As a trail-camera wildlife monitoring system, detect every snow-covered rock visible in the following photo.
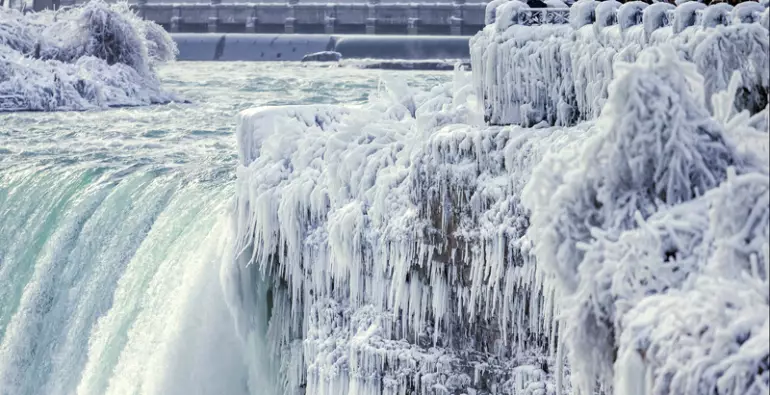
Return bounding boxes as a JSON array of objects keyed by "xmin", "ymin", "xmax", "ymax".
[
  {"xmin": 231, "ymin": 6, "xmax": 770, "ymax": 395},
  {"xmin": 0, "ymin": 0, "xmax": 178, "ymax": 112},
  {"xmin": 232, "ymin": 66, "xmax": 578, "ymax": 395},
  {"xmin": 301, "ymin": 51, "xmax": 342, "ymax": 62},
  {"xmin": 233, "ymin": 38, "xmax": 770, "ymax": 394}
]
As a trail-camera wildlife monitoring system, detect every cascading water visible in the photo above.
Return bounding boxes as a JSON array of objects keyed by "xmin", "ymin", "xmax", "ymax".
[
  {"xmin": 0, "ymin": 62, "xmax": 450, "ymax": 395},
  {"xmin": 0, "ymin": 166, "xmax": 255, "ymax": 395}
]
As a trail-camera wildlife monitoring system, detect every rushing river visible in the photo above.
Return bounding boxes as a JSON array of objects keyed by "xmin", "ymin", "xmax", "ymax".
[{"xmin": 0, "ymin": 62, "xmax": 450, "ymax": 395}]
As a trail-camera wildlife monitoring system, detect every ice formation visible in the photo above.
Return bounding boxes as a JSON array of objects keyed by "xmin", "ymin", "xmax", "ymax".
[
  {"xmin": 0, "ymin": 0, "xmax": 178, "ymax": 112},
  {"xmin": 233, "ymin": 67, "xmax": 572, "ymax": 395},
  {"xmin": 231, "ymin": 3, "xmax": 769, "ymax": 395},
  {"xmin": 471, "ymin": 0, "xmax": 770, "ymax": 126},
  {"xmin": 523, "ymin": 45, "xmax": 769, "ymax": 395}
]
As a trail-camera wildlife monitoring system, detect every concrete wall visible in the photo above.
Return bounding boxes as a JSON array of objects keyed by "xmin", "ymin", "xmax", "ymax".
[
  {"xmin": 33, "ymin": 0, "xmax": 59, "ymax": 10},
  {"xmin": 172, "ymin": 33, "xmax": 471, "ymax": 60},
  {"xmin": 65, "ymin": 0, "xmax": 486, "ymax": 35}
]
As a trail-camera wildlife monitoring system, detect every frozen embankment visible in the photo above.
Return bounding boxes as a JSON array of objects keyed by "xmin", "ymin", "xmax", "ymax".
[
  {"xmin": 231, "ymin": 33, "xmax": 769, "ymax": 395},
  {"xmin": 0, "ymin": 0, "xmax": 178, "ymax": 112},
  {"xmin": 231, "ymin": 3, "xmax": 770, "ymax": 395},
  {"xmin": 471, "ymin": 0, "xmax": 770, "ymax": 126}
]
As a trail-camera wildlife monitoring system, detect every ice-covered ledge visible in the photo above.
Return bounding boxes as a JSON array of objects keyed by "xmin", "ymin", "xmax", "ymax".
[
  {"xmin": 231, "ymin": 75, "xmax": 570, "ymax": 394},
  {"xmin": 236, "ymin": 105, "xmax": 353, "ymax": 166},
  {"xmin": 230, "ymin": 44, "xmax": 770, "ymax": 395}
]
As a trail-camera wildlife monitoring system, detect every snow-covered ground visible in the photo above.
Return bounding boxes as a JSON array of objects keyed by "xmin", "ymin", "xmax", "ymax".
[
  {"xmin": 0, "ymin": 0, "xmax": 178, "ymax": 111},
  {"xmin": 233, "ymin": 2, "xmax": 769, "ymax": 394}
]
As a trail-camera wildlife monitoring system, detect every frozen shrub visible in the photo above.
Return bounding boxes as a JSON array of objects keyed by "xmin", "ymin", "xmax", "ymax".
[
  {"xmin": 472, "ymin": 4, "xmax": 770, "ymax": 126},
  {"xmin": 523, "ymin": 45, "xmax": 767, "ymax": 393},
  {"xmin": 617, "ymin": 270, "xmax": 769, "ymax": 395},
  {"xmin": 0, "ymin": 0, "xmax": 177, "ymax": 111}
]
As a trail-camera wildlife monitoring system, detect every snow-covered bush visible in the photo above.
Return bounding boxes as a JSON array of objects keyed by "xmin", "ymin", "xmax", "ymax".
[
  {"xmin": 472, "ymin": 0, "xmax": 770, "ymax": 126},
  {"xmin": 0, "ymin": 0, "xmax": 177, "ymax": 111},
  {"xmin": 614, "ymin": 170, "xmax": 769, "ymax": 395},
  {"xmin": 523, "ymin": 45, "xmax": 769, "ymax": 394}
]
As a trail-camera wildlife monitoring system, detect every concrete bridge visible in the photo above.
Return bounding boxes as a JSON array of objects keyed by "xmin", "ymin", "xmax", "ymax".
[{"xmin": 40, "ymin": 0, "xmax": 487, "ymax": 35}]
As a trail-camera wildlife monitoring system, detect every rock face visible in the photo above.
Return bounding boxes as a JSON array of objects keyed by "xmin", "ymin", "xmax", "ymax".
[
  {"xmin": 301, "ymin": 51, "xmax": 343, "ymax": 62},
  {"xmin": 232, "ymin": 81, "xmax": 563, "ymax": 395},
  {"xmin": 350, "ymin": 60, "xmax": 471, "ymax": 71},
  {"xmin": 230, "ymin": 3, "xmax": 770, "ymax": 395}
]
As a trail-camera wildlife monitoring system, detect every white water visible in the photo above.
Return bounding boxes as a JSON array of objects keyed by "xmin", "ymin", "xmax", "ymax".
[
  {"xmin": 0, "ymin": 62, "xmax": 450, "ymax": 395},
  {"xmin": 0, "ymin": 168, "xmax": 247, "ymax": 395}
]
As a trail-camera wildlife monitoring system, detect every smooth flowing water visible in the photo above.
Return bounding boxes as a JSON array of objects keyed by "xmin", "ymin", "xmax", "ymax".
[{"xmin": 0, "ymin": 62, "xmax": 449, "ymax": 395}]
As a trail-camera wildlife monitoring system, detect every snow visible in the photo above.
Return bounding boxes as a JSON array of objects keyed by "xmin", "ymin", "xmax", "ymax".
[
  {"xmin": 617, "ymin": 1, "xmax": 648, "ymax": 30},
  {"xmin": 732, "ymin": 2, "xmax": 766, "ymax": 24},
  {"xmin": 233, "ymin": 66, "xmax": 572, "ymax": 394},
  {"xmin": 594, "ymin": 1, "xmax": 621, "ymax": 30},
  {"xmin": 642, "ymin": 3, "xmax": 675, "ymax": 36},
  {"xmin": 523, "ymin": 45, "xmax": 769, "ymax": 395},
  {"xmin": 485, "ymin": 0, "xmax": 514, "ymax": 25},
  {"xmin": 302, "ymin": 51, "xmax": 343, "ymax": 62},
  {"xmin": 230, "ymin": 3, "xmax": 769, "ymax": 395},
  {"xmin": 0, "ymin": 0, "xmax": 178, "ymax": 112},
  {"xmin": 495, "ymin": 1, "xmax": 531, "ymax": 32},
  {"xmin": 569, "ymin": 0, "xmax": 597, "ymax": 29},
  {"xmin": 472, "ymin": 0, "xmax": 770, "ymax": 126},
  {"xmin": 672, "ymin": 2, "xmax": 705, "ymax": 33},
  {"xmin": 701, "ymin": 3, "xmax": 734, "ymax": 28},
  {"xmin": 763, "ymin": 8, "xmax": 770, "ymax": 30}
]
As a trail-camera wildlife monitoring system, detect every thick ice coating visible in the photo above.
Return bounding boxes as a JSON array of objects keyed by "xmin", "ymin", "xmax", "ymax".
[
  {"xmin": 0, "ymin": 0, "xmax": 178, "ymax": 112},
  {"xmin": 471, "ymin": 0, "xmax": 769, "ymax": 126},
  {"xmin": 230, "ymin": 2, "xmax": 770, "ymax": 394},
  {"xmin": 232, "ymin": 40, "xmax": 769, "ymax": 395}
]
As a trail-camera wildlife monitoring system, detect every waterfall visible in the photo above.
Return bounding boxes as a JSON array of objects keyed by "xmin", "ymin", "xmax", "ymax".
[{"xmin": 0, "ymin": 165, "xmax": 272, "ymax": 395}]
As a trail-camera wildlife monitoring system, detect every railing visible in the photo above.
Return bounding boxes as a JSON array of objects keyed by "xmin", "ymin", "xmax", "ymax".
[
  {"xmin": 512, "ymin": 8, "xmax": 569, "ymax": 25},
  {"xmin": 498, "ymin": 0, "xmax": 768, "ymax": 31},
  {"xmin": 474, "ymin": 0, "xmax": 770, "ymax": 127},
  {"xmin": 60, "ymin": 0, "xmax": 487, "ymax": 34}
]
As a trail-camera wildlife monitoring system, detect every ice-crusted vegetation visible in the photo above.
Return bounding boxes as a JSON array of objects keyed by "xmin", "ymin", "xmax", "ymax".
[
  {"xmin": 471, "ymin": 0, "xmax": 770, "ymax": 126},
  {"xmin": 523, "ymin": 45, "xmax": 769, "ymax": 395},
  {"xmin": 0, "ymin": 0, "xmax": 178, "ymax": 111},
  {"xmin": 230, "ymin": 3, "xmax": 769, "ymax": 395},
  {"xmin": 232, "ymin": 49, "xmax": 769, "ymax": 395},
  {"xmin": 231, "ymin": 68, "xmax": 568, "ymax": 395}
]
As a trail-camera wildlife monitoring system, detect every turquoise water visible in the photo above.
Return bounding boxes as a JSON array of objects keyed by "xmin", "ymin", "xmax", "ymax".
[{"xmin": 0, "ymin": 62, "xmax": 449, "ymax": 395}]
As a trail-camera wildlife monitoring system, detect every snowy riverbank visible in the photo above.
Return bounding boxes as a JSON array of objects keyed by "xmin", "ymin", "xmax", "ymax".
[{"xmin": 0, "ymin": 0, "xmax": 178, "ymax": 112}]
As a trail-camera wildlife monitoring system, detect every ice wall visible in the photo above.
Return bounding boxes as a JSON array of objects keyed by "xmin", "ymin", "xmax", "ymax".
[
  {"xmin": 233, "ymin": 5, "xmax": 769, "ymax": 395},
  {"xmin": 0, "ymin": 0, "xmax": 178, "ymax": 111},
  {"xmin": 471, "ymin": 0, "xmax": 770, "ymax": 126},
  {"xmin": 233, "ymin": 70, "xmax": 579, "ymax": 395}
]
